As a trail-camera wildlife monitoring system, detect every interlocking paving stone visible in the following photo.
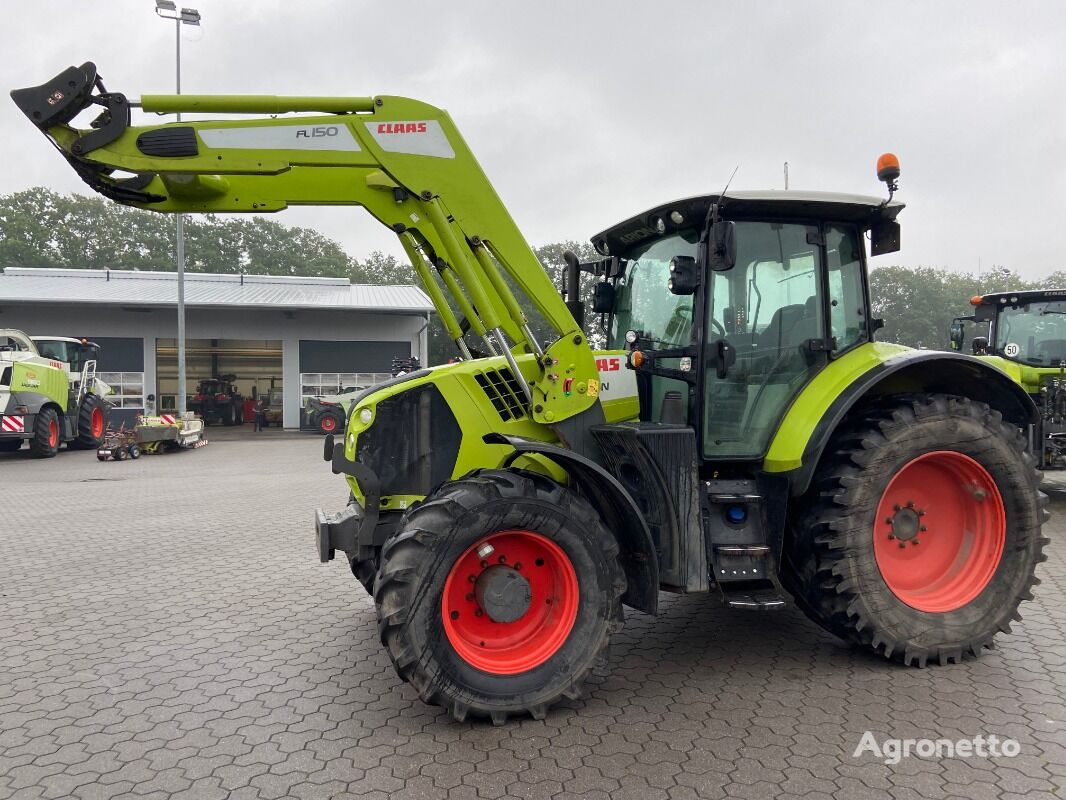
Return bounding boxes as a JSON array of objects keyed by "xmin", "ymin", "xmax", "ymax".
[{"xmin": 2, "ymin": 434, "xmax": 1064, "ymax": 799}]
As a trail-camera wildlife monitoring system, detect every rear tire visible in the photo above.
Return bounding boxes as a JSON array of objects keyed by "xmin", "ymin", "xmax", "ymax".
[
  {"xmin": 71, "ymin": 395, "xmax": 107, "ymax": 449},
  {"xmin": 28, "ymin": 408, "xmax": 60, "ymax": 459},
  {"xmin": 374, "ymin": 469, "xmax": 626, "ymax": 724},
  {"xmin": 128, "ymin": 445, "xmax": 141, "ymax": 459},
  {"xmin": 317, "ymin": 410, "xmax": 343, "ymax": 435},
  {"xmin": 784, "ymin": 394, "xmax": 1048, "ymax": 666}
]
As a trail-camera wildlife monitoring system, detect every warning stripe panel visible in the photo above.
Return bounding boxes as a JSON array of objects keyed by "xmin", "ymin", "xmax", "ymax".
[{"xmin": 1, "ymin": 415, "xmax": 26, "ymax": 433}]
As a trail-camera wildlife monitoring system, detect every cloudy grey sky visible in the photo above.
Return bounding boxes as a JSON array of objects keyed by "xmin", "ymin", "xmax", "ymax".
[{"xmin": 3, "ymin": 1, "xmax": 1065, "ymax": 277}]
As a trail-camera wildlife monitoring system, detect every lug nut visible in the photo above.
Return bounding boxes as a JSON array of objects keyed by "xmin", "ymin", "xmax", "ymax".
[
  {"xmin": 899, "ymin": 542, "xmax": 907, "ymax": 549},
  {"xmin": 498, "ymin": 555, "xmax": 506, "ymax": 564},
  {"xmin": 911, "ymin": 540, "xmax": 920, "ymax": 546},
  {"xmin": 475, "ymin": 609, "xmax": 483, "ymax": 617},
  {"xmin": 888, "ymin": 533, "xmax": 896, "ymax": 540},
  {"xmin": 919, "ymin": 525, "xmax": 927, "ymax": 532},
  {"xmin": 894, "ymin": 504, "xmax": 901, "ymax": 511}
]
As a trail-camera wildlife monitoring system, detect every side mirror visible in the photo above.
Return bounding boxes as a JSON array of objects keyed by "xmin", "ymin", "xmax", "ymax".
[
  {"xmin": 949, "ymin": 320, "xmax": 965, "ymax": 351},
  {"xmin": 709, "ymin": 220, "xmax": 736, "ymax": 271},
  {"xmin": 972, "ymin": 335, "xmax": 989, "ymax": 356},
  {"xmin": 591, "ymin": 281, "xmax": 615, "ymax": 313},
  {"xmin": 870, "ymin": 220, "xmax": 901, "ymax": 255},
  {"xmin": 667, "ymin": 255, "xmax": 699, "ymax": 295}
]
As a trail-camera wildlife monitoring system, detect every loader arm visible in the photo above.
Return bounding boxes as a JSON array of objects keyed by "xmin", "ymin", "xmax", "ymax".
[{"xmin": 11, "ymin": 62, "xmax": 597, "ymax": 425}]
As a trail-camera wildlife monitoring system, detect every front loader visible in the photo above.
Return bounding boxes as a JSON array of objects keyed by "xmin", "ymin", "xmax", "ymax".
[{"xmin": 14, "ymin": 64, "xmax": 1048, "ymax": 724}]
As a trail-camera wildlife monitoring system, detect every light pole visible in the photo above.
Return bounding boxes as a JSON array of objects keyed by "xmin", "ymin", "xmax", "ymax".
[{"xmin": 154, "ymin": 0, "xmax": 200, "ymax": 414}]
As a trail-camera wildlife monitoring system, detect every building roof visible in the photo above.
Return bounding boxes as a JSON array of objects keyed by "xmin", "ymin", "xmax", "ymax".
[{"xmin": 0, "ymin": 268, "xmax": 433, "ymax": 313}]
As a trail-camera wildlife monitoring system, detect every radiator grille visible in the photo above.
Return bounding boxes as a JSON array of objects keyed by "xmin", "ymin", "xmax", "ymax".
[{"xmin": 475, "ymin": 368, "xmax": 527, "ymax": 421}]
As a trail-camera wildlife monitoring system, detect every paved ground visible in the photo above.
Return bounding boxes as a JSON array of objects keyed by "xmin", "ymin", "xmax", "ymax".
[{"xmin": 1, "ymin": 435, "xmax": 1064, "ymax": 800}]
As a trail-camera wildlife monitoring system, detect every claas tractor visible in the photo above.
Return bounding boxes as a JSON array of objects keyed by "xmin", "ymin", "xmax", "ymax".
[
  {"xmin": 14, "ymin": 63, "xmax": 1047, "ymax": 724},
  {"xmin": 1, "ymin": 329, "xmax": 111, "ymax": 457},
  {"xmin": 952, "ymin": 289, "xmax": 1066, "ymax": 468}
]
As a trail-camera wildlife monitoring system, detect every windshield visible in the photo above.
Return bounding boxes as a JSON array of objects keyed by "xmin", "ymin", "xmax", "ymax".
[
  {"xmin": 34, "ymin": 340, "xmax": 74, "ymax": 364},
  {"xmin": 609, "ymin": 229, "xmax": 699, "ymax": 348},
  {"xmin": 994, "ymin": 301, "xmax": 1066, "ymax": 365}
]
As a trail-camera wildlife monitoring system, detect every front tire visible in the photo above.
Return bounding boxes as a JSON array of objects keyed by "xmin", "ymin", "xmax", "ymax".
[
  {"xmin": 28, "ymin": 408, "xmax": 60, "ymax": 458},
  {"xmin": 374, "ymin": 469, "xmax": 626, "ymax": 724},
  {"xmin": 785, "ymin": 394, "xmax": 1048, "ymax": 666}
]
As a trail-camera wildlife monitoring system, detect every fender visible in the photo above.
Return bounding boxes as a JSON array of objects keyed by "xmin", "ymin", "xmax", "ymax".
[
  {"xmin": 770, "ymin": 347, "xmax": 1037, "ymax": 496},
  {"xmin": 483, "ymin": 432, "xmax": 659, "ymax": 615}
]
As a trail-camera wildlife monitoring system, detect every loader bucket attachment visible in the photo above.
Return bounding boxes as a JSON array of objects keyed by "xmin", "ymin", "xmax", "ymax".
[
  {"xmin": 11, "ymin": 62, "xmax": 160, "ymax": 205},
  {"xmin": 11, "ymin": 62, "xmax": 99, "ymax": 130}
]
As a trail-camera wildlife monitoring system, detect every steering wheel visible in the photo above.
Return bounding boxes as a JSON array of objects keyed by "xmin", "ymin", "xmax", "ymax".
[{"xmin": 710, "ymin": 317, "xmax": 727, "ymax": 338}]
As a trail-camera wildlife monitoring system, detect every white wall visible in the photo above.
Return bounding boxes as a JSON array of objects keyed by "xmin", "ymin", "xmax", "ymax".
[{"xmin": 0, "ymin": 303, "xmax": 427, "ymax": 427}]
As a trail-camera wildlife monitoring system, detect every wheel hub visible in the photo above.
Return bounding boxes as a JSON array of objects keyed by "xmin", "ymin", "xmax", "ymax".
[
  {"xmin": 475, "ymin": 565, "xmax": 532, "ymax": 622},
  {"xmin": 888, "ymin": 504, "xmax": 923, "ymax": 543}
]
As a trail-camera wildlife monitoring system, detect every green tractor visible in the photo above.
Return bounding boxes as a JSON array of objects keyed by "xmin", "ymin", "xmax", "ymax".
[
  {"xmin": 952, "ymin": 289, "xmax": 1066, "ymax": 468},
  {"xmin": 15, "ymin": 64, "xmax": 1047, "ymax": 723}
]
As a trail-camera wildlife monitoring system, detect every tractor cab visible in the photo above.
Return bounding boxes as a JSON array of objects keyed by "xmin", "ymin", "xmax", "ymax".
[
  {"xmin": 954, "ymin": 290, "xmax": 1066, "ymax": 468},
  {"xmin": 31, "ymin": 336, "xmax": 100, "ymax": 375},
  {"xmin": 955, "ymin": 290, "xmax": 1066, "ymax": 366},
  {"xmin": 595, "ymin": 191, "xmax": 903, "ymax": 462}
]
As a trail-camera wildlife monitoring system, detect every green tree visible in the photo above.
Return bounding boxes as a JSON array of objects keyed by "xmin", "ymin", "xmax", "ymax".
[{"xmin": 0, "ymin": 188, "xmax": 354, "ymax": 276}]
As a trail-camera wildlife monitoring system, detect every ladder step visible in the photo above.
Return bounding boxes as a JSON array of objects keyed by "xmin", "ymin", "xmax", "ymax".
[
  {"xmin": 707, "ymin": 493, "xmax": 763, "ymax": 503},
  {"xmin": 714, "ymin": 545, "xmax": 771, "ymax": 556}
]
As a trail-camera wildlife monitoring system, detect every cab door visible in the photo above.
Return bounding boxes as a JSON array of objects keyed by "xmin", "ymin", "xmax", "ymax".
[{"xmin": 702, "ymin": 222, "xmax": 828, "ymax": 459}]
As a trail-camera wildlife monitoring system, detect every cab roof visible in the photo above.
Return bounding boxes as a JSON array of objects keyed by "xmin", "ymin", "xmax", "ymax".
[
  {"xmin": 591, "ymin": 190, "xmax": 905, "ymax": 258},
  {"xmin": 976, "ymin": 289, "xmax": 1066, "ymax": 305}
]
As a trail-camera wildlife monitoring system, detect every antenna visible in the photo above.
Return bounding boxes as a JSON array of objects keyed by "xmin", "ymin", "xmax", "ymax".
[
  {"xmin": 711, "ymin": 165, "xmax": 739, "ymax": 225},
  {"xmin": 783, "ymin": 161, "xmax": 789, "ymax": 190}
]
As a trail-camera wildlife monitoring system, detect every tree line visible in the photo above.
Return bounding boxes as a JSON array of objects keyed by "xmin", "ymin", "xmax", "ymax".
[{"xmin": 2, "ymin": 188, "xmax": 1064, "ymax": 362}]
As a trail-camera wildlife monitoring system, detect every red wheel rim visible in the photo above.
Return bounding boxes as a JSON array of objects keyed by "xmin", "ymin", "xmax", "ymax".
[
  {"xmin": 442, "ymin": 530, "xmax": 579, "ymax": 675},
  {"xmin": 48, "ymin": 419, "xmax": 58, "ymax": 448},
  {"xmin": 874, "ymin": 451, "xmax": 1005, "ymax": 613},
  {"xmin": 91, "ymin": 407, "xmax": 104, "ymax": 439},
  {"xmin": 320, "ymin": 415, "xmax": 337, "ymax": 433}
]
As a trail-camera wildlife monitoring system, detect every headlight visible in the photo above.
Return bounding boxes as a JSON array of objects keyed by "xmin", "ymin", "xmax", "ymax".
[{"xmin": 358, "ymin": 407, "xmax": 373, "ymax": 425}]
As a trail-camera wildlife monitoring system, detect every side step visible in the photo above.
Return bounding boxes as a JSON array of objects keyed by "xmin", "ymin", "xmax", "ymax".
[
  {"xmin": 705, "ymin": 478, "xmax": 788, "ymax": 610},
  {"xmin": 723, "ymin": 589, "xmax": 788, "ymax": 610}
]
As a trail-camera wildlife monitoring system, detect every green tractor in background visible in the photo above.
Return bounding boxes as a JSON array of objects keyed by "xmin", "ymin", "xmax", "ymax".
[
  {"xmin": 14, "ymin": 64, "xmax": 1048, "ymax": 724},
  {"xmin": 952, "ymin": 289, "xmax": 1066, "ymax": 468}
]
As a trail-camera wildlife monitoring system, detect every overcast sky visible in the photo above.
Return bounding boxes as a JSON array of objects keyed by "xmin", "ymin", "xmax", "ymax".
[{"xmin": 3, "ymin": 1, "xmax": 1065, "ymax": 277}]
